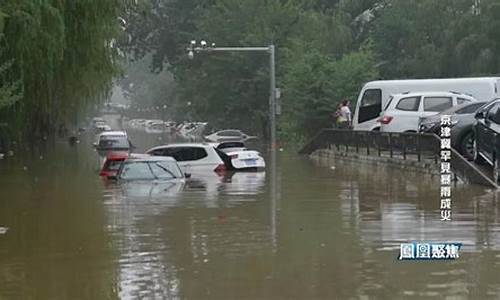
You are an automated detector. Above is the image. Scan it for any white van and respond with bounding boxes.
[352,77,500,131]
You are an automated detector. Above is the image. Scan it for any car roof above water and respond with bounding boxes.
[99,131,127,137]
[124,156,177,163]
[147,143,213,150]
[390,91,476,98]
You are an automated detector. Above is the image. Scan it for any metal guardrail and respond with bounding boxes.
[299,129,498,188]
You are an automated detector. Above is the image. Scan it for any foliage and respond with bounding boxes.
[0,0,129,142]
[5,0,500,145]
[372,0,500,78]
[283,47,378,136]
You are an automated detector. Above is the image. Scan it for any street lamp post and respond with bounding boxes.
[186,40,277,151]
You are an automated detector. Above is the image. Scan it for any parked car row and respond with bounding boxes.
[472,99,500,182]
[347,77,500,182]
[99,140,266,182]
[419,101,487,160]
[127,119,208,137]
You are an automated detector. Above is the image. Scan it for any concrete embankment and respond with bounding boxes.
[310,148,440,176]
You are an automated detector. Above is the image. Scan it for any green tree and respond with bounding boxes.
[0,0,131,143]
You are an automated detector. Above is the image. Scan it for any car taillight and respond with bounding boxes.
[229,154,238,159]
[100,170,112,177]
[214,163,227,173]
[378,116,393,124]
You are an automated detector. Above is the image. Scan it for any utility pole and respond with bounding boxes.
[186,41,278,151]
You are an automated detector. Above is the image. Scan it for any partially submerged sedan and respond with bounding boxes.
[225,150,265,171]
[99,152,150,179]
[94,131,132,151]
[146,142,265,173]
[117,156,188,181]
[146,143,229,173]
[214,142,265,171]
[204,129,256,143]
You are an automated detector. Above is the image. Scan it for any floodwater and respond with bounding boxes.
[1,119,500,299]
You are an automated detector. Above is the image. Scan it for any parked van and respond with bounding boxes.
[352,77,500,131]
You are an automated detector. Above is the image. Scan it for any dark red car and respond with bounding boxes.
[100,151,129,178]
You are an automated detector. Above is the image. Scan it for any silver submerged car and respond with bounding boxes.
[117,156,189,181]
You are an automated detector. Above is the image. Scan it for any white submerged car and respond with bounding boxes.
[225,149,265,170]
[146,142,265,173]
[146,143,229,173]
[204,129,256,142]
[214,141,265,171]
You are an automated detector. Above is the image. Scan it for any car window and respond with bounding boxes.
[149,161,182,179]
[360,89,382,107]
[120,161,182,180]
[217,130,241,137]
[162,147,208,161]
[457,98,471,105]
[487,104,500,124]
[217,142,245,149]
[149,149,162,156]
[120,162,156,180]
[423,97,453,112]
[456,103,485,114]
[106,160,123,171]
[98,138,129,148]
[395,96,421,111]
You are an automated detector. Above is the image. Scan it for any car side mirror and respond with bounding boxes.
[475,111,485,119]
[93,142,98,147]
[184,173,191,178]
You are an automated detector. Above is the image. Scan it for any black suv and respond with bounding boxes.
[473,99,500,181]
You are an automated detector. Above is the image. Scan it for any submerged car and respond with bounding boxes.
[214,142,265,170]
[94,124,111,132]
[94,131,131,151]
[215,141,247,153]
[99,152,150,179]
[204,129,256,142]
[378,92,477,132]
[146,143,230,173]
[225,149,265,171]
[419,101,487,160]
[473,99,500,181]
[117,156,187,181]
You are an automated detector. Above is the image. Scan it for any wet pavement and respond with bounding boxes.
[1,118,500,299]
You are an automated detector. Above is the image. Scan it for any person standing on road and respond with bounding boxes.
[338,99,352,129]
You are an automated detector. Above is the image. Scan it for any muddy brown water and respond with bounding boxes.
[1,119,500,299]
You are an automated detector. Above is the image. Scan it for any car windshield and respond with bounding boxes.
[438,101,487,115]
[217,142,245,149]
[120,161,182,180]
[98,137,129,148]
[218,130,241,136]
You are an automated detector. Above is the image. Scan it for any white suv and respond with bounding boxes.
[146,143,230,173]
[378,92,477,132]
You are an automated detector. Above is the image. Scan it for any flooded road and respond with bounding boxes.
[1,122,500,299]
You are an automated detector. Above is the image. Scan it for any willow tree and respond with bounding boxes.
[0,0,132,143]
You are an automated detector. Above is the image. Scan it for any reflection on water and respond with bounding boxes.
[2,125,500,299]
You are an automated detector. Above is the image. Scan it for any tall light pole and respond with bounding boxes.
[187,40,279,250]
[186,40,278,151]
